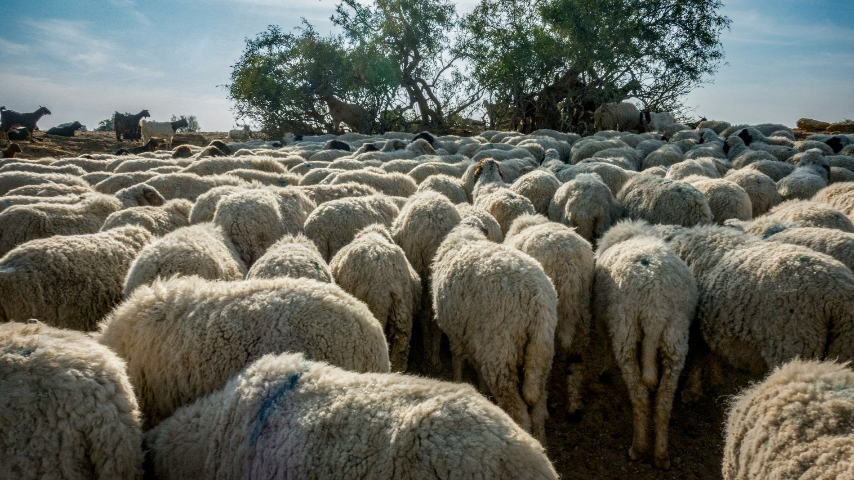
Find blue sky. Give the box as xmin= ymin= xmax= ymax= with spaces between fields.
xmin=0 ymin=0 xmax=852 ymax=132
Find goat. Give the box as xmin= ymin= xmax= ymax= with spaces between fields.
xmin=46 ymin=121 xmax=84 ymax=137
xmin=1 ymin=106 xmax=51 ymax=143
xmin=140 ymin=120 xmax=177 ymax=148
xmin=114 ymin=110 xmax=150 ymax=142
xmin=116 ymin=139 xmax=159 ymax=155
xmin=315 ymin=85 xmax=373 ymax=134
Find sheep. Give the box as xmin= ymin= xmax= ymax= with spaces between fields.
xmin=0 ymin=193 xmax=123 ymax=257
xmin=0 ymin=162 xmax=86 ymax=176
xmin=114 ymin=183 xmax=166 ymax=208
xmin=0 ymin=106 xmax=51 ymax=142
xmin=143 ymin=351 xmax=558 ymax=480
xmin=0 ymin=192 xmax=86 ymax=212
xmin=122 ymin=223 xmax=245 ymax=296
xmin=99 ymin=276 xmax=390 ymax=428
xmin=510 ymin=169 xmax=562 ymax=216
xmin=143 ymin=173 xmax=247 ymax=201
xmin=722 ymin=360 xmax=854 ymax=480
xmin=113 ymin=110 xmax=150 ymax=141
xmin=617 ymin=175 xmax=713 ymax=227
xmin=408 ymin=160 xmax=472 ymax=184
xmin=299 ymin=182 xmax=379 ymax=205
xmin=0 ymin=321 xmax=142 ymax=480
xmin=6 ymin=182 xmax=91 ymax=197
xmin=188 ymin=185 xmax=247 ymax=223
xmin=45 ymin=121 xmax=83 ymax=137
xmin=0 ymin=171 xmax=89 ymax=196
xmin=1 ymin=143 xmax=22 ymax=159
xmin=723 ymin=168 xmax=781 ymax=216
xmin=594 ymin=102 xmax=649 ymax=133
xmin=777 ymin=148 xmax=830 ymax=200
xmin=593 ymin=220 xmax=696 ymax=469
xmin=246 ymin=233 xmax=331 ymax=282
xmin=181 ymin=156 xmax=287 ymax=176
xmin=665 ymin=226 xmax=854 ymax=401
xmin=558 ymin=161 xmax=633 ymax=195
xmin=303 ymin=194 xmax=400 ymax=261
xmin=0 ymin=227 xmax=152 ymax=330
xmin=765 ymin=226 xmax=854 ymax=271
xmin=52 ymin=156 xmax=112 ymax=172
xmin=115 ymin=139 xmax=158 ymax=155
xmin=171 ymin=144 xmax=194 ymax=158
xmin=506 ymin=215 xmax=594 ymax=415
xmin=665 ymin=158 xmax=721 ymax=180
xmin=331 ymin=170 xmax=418 ymax=197
xmin=472 ymin=159 xmax=536 ymax=234
xmin=549 ymin=173 xmax=622 ymax=242
xmin=112 ymin=157 xmax=179 ymax=173
xmin=100 ymin=199 xmax=191 ymax=236
xmin=415 ymin=173 xmax=468 ymax=203
xmin=456 ymin=203 xmax=504 ymax=242
xmin=431 ymin=222 xmax=557 ymax=442
xmin=330 ymin=224 xmax=421 ymax=371
xmin=226 ymin=169 xmax=300 ymax=187
xmin=684 ymin=176 xmax=753 ymax=224
xmin=93 ymin=172 xmax=158 ymax=194
xmin=213 ymin=188 xmax=315 ymax=267
xmin=762 ymin=200 xmax=854 ymax=232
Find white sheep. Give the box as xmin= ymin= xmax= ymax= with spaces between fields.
xmin=303 ymin=194 xmax=400 ymax=261
xmin=415 ymin=173 xmax=468 ymax=204
xmin=765 ymin=226 xmax=854 ymax=271
xmin=776 ymin=148 xmax=830 ymax=200
xmin=617 ymin=174 xmax=713 ymax=227
xmin=471 ymin=159 xmax=536 ymax=234
xmin=594 ymin=220 xmax=696 ymax=469
xmin=100 ymin=198 xmax=191 ymax=236
xmin=0 ymin=226 xmax=152 ymax=331
xmin=432 ymin=221 xmax=557 ymax=443
xmin=99 ymin=275 xmax=390 ymax=429
xmin=0 ymin=171 xmax=89 ymax=196
xmin=122 ymin=223 xmax=246 ymax=297
xmin=682 ymin=176 xmax=753 ymax=224
xmin=298 ymin=182 xmax=379 ymax=205
xmin=723 ymin=168 xmax=781 ymax=217
xmin=549 ymin=173 xmax=622 ymax=243
xmin=723 ymin=360 xmax=854 ymax=480
xmin=593 ymin=102 xmax=648 ymax=133
xmin=506 ymin=214 xmax=594 ymax=415
xmin=143 ymin=351 xmax=558 ymax=480
xmin=330 ymin=224 xmax=421 ymax=371
xmin=246 ymin=233 xmax=332 ymax=282
xmin=0 ymin=321 xmax=142 ymax=480
xmin=510 ymin=169 xmax=562 ymax=216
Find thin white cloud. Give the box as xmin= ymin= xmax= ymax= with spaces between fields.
xmin=0 ymin=38 xmax=30 ymax=55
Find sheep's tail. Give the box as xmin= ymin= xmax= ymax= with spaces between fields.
xmin=522 ymin=291 xmax=557 ymax=407
xmin=826 ymin=294 xmax=854 ymax=363
xmin=640 ymin=311 xmax=666 ymax=390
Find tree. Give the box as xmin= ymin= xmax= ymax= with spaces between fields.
xmin=459 ymin=0 xmax=730 ymax=132
xmin=170 ymin=115 xmax=200 ymax=132
xmin=95 ymin=117 xmax=114 ymax=132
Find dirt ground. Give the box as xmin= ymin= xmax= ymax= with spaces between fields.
xmin=5 ymin=129 xmax=777 ymax=479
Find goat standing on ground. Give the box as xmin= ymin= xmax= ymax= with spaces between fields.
xmin=315 ymin=85 xmax=373 ymax=134
xmin=1 ymin=106 xmax=51 ymax=143
xmin=114 ymin=110 xmax=150 ymax=142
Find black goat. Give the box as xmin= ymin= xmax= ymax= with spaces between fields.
xmin=170 ymin=116 xmax=189 ymax=132
xmin=46 ymin=121 xmax=83 ymax=137
xmin=1 ymin=106 xmax=51 ymax=142
xmin=114 ymin=110 xmax=150 ymax=142
xmin=116 ymin=139 xmax=159 ymax=155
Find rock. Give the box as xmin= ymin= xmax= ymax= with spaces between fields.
xmin=828 ymin=121 xmax=854 ymax=134
xmin=796 ymin=118 xmax=830 ymax=131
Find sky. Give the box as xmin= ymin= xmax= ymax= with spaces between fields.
xmin=0 ymin=0 xmax=852 ymax=132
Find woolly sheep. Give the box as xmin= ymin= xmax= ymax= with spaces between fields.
xmin=112 ymin=157 xmax=179 ymax=173
xmin=617 ymin=175 xmax=713 ymax=227
xmin=766 ymin=226 xmax=854 ymax=271
xmin=225 ymin=169 xmax=301 ymax=187
xmin=432 ymin=222 xmax=557 ymax=442
xmin=0 ymin=193 xmax=123 ymax=257
xmin=0 ymin=171 xmax=89 ymax=196
xmin=594 ymin=102 xmax=648 ymax=133
xmin=0 ymin=162 xmax=86 ymax=176
xmin=777 ymin=149 xmax=830 ymax=200
xmin=744 ymin=159 xmax=795 ymax=181
xmin=0 ymin=192 xmax=85 ymax=212
xmin=329 ymin=170 xmax=417 ymax=197
xmin=665 ymin=159 xmax=720 ymax=180
xmin=594 ymin=221 xmax=696 ymax=468
xmin=762 ymin=200 xmax=854 ymax=232
xmin=415 ymin=173 xmax=468 ymax=204
xmin=510 ymin=169 xmax=562 ymax=216
xmin=122 ymin=223 xmax=245 ymax=296
xmin=570 ymin=138 xmax=630 ymax=164
xmin=408 ymin=161 xmax=471 ymax=184
xmin=723 ymin=360 xmax=854 ymax=480
xmin=642 ymin=145 xmax=684 ymax=169
xmin=456 ymin=203 xmax=504 ymax=242
xmin=246 ymin=233 xmax=331 ymax=282
xmin=114 ymin=183 xmax=166 ymax=208
xmin=94 ymin=172 xmax=158 ymax=194
xmin=330 ymin=225 xmax=420 ymax=371
xmin=100 ymin=198 xmax=192 ymax=236
xmin=100 ymin=276 xmax=389 ymax=428
xmin=304 ymin=194 xmax=400 ymax=261
xmin=831 ymin=166 xmax=854 ymax=183
xmin=472 ymin=159 xmax=536 ymax=234
xmin=0 ymin=321 xmax=142 ymax=480
xmin=558 ymin=162 xmax=633 ymax=195
xmin=684 ymin=176 xmax=753 ymax=224
xmin=549 ymin=173 xmax=621 ymax=243
xmin=506 ymin=215 xmax=594 ymax=415
xmin=723 ymin=168 xmax=781 ymax=216
xmin=0 ymin=227 xmax=152 ymax=330
xmin=143 ymin=173 xmax=247 ymax=201
xmin=213 ymin=188 xmax=315 ymax=266
xmin=188 ymin=185 xmax=247 ymax=223
xmin=180 ymin=156 xmax=287 ymax=176
xmin=299 ymin=182 xmax=379 ymax=205
xmin=143 ymin=351 xmax=558 ymax=480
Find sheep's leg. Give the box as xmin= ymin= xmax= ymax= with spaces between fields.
xmin=653 ymin=358 xmax=681 ymax=470
xmin=451 ymin=350 xmax=463 ymax=382
xmin=490 ymin=366 xmax=532 ymax=437
xmin=422 ymin=302 xmax=443 ymax=374
xmin=565 ymin=357 xmax=584 ymax=415
xmin=681 ymin=346 xmax=707 ymax=404
xmin=616 ymin=341 xmax=651 ymax=462
xmin=530 ymin=392 xmax=549 ymax=447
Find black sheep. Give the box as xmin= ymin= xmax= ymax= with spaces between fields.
xmin=171 ymin=145 xmax=194 ymax=158
xmin=114 ymin=110 xmax=150 ymax=142
xmin=324 ymin=139 xmax=351 ymax=151
xmin=208 ymin=140 xmax=231 ymax=155
xmin=46 ymin=121 xmax=83 ymax=137
xmin=1 ymin=106 xmax=51 ymax=142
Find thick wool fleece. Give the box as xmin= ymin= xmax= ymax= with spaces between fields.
xmin=213 ymin=187 xmax=315 ymax=267
xmin=330 ymin=225 xmax=421 ymax=371
xmin=416 ymin=174 xmax=468 ymax=204
xmin=0 ymin=321 xmax=142 ymax=480
xmin=510 ymin=170 xmax=562 ymax=216
xmin=593 ymin=226 xmax=696 ymax=469
xmin=684 ymin=177 xmax=753 ymax=224
xmin=247 ymin=234 xmax=332 ymax=282
xmin=0 ymin=193 xmax=122 ymax=256
xmin=180 ymin=155 xmax=287 ymax=176
xmin=432 ymin=224 xmax=557 ymax=443
xmin=506 ymin=215 xmax=594 ymax=415
xmin=0 ymin=227 xmax=152 ymax=331
xmin=144 ymin=352 xmax=558 ymax=480
xmin=188 ymin=185 xmax=248 ymax=224
xmin=100 ymin=276 xmax=389 ymax=429
xmin=298 ymin=182 xmax=379 ymax=205
xmin=101 ymin=199 xmax=191 ymax=236
xmin=0 ymin=171 xmax=89 ymax=196
xmin=331 ymin=170 xmax=418 ymax=197
xmin=723 ymin=168 xmax=781 ymax=217
xmin=617 ymin=175 xmax=713 ymax=227
xmin=767 ymin=226 xmax=854 ymax=271
xmin=763 ymin=200 xmax=854 ymax=232
xmin=304 ymin=194 xmax=400 ymax=261
xmin=143 ymin=173 xmax=247 ymax=201
xmin=391 ymin=192 xmax=462 ymax=279
xmin=122 ymin=223 xmax=246 ymax=297
xmin=549 ymin=173 xmax=622 ymax=242
xmin=456 ymin=204 xmax=504 ymax=242
xmin=723 ymin=360 xmax=854 ymax=480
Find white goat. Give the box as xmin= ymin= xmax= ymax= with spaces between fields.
xmin=140 ymin=120 xmax=176 ymax=148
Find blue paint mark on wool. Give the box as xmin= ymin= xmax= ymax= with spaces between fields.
xmin=250 ymin=361 xmax=311 ymax=446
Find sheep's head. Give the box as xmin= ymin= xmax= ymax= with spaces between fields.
xmin=826 ymin=136 xmax=844 ymax=154
xmin=144 ymin=139 xmax=160 ymax=151
xmin=362 ymin=143 xmax=379 ymax=153
xmin=38 ymin=106 xmax=52 ymax=116
xmin=209 ymin=140 xmax=230 ymax=155
xmin=413 ymin=131 xmax=436 ymax=145
xmin=737 ymin=129 xmax=753 ymax=146
xmin=324 ymin=139 xmax=351 ymax=151
xmin=473 ymin=158 xmax=504 ymax=184
xmin=172 ymin=145 xmax=194 ymax=159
